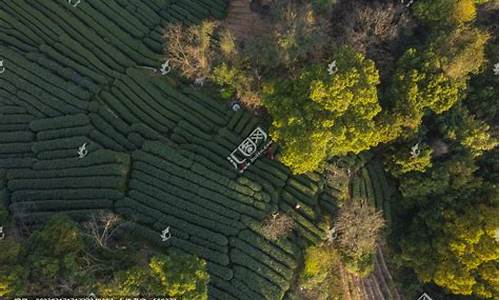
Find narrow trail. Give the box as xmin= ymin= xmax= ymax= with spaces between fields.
xmin=223 ymin=0 xmax=269 ymax=40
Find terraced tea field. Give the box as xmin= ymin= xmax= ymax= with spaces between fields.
xmin=0 ymin=1 xmax=334 ymax=299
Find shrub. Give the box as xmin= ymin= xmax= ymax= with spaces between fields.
xmin=260 ymin=212 xmax=294 ymax=241
xmin=270 ymin=1 xmax=330 ymax=67
xmin=432 ymin=26 xmax=490 ymax=81
xmin=331 ymin=1 xmax=415 ymax=78
xmin=163 ymin=21 xmax=217 ymax=79
xmin=413 ymin=0 xmax=477 ymax=25
xmin=149 ymin=253 xmax=209 ymax=299
xmin=98 ymin=252 xmax=210 ymax=298
xmin=290 ymin=245 xmax=342 ymax=300
xmin=335 ymin=200 xmax=385 ymax=277
xmin=324 ymin=162 xmax=350 ymax=201
xmin=210 ymin=63 xmax=261 ymax=108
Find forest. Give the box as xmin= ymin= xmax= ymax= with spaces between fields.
xmin=0 ymin=0 xmax=498 ymax=299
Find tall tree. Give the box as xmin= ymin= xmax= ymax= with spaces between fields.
xmin=263 ymin=47 xmax=391 ymax=174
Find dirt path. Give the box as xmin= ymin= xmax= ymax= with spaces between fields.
xmin=223 ymin=0 xmax=269 ymax=40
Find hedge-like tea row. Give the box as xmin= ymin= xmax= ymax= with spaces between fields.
xmin=366 ymin=161 xmax=394 ymax=228
xmin=10 ymin=199 xmax=113 ymax=212
xmin=0 ymin=1 xmax=342 ymax=298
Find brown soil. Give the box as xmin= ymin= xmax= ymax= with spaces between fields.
xmin=223 ymin=0 xmax=270 ymax=40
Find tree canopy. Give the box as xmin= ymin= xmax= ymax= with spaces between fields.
xmin=263 ymin=47 xmax=390 ymax=174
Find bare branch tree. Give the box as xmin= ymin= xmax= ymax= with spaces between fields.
xmin=335 ymin=200 xmax=385 ymax=256
xmin=163 ymin=21 xmax=218 ymax=80
xmin=261 ymin=212 xmax=295 ymax=241
xmin=332 ymin=1 xmax=415 ymax=78
xmin=83 ymin=211 xmax=122 ymax=249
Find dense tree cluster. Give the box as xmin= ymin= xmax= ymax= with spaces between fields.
xmin=384 ymin=1 xmax=498 ymax=298
xmin=0 ymin=215 xmax=209 ymax=298
xmin=161 ymin=0 xmax=498 ymax=298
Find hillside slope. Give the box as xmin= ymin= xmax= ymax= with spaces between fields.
xmin=0 ymin=1 xmax=331 ymax=299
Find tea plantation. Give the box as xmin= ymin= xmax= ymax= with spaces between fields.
xmin=0 ymin=1 xmax=337 ymax=299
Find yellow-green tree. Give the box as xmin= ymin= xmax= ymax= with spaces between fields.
xmin=389 ymin=48 xmax=464 ymax=131
xmin=431 ymin=26 xmax=490 ymax=81
xmin=433 ymin=205 xmax=498 ymax=298
xmin=398 ymin=152 xmax=498 ymax=298
xmin=387 ymin=141 xmax=433 ymax=177
xmin=412 ymin=0 xmax=477 ymax=26
xmin=99 ymin=253 xmax=209 ymax=299
xmin=149 ymin=253 xmax=209 ymax=300
xmin=439 ymin=106 xmax=497 ymax=157
xmin=263 ymin=47 xmax=390 ymax=174
xmin=402 ymin=202 xmax=498 ymax=298
xmin=291 ymin=245 xmax=342 ymax=300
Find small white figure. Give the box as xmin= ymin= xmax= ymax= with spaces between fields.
xmin=194 ymin=76 xmax=206 ymax=87
xmin=326 ymin=226 xmax=336 ymax=242
xmin=406 ymin=0 xmax=415 ymax=8
xmin=68 ymin=0 xmax=81 ymax=7
xmin=160 ymin=59 xmax=171 ymax=75
xmin=77 ymin=142 xmax=88 ymax=159
xmin=327 ymin=60 xmax=337 ymax=75
xmin=272 ymin=211 xmax=279 ymax=219
xmin=0 ymin=226 xmax=4 ymax=240
xmin=295 ymin=203 xmax=301 ymax=209
xmin=160 ymin=226 xmax=172 ymax=241
xmin=493 ymin=63 xmax=499 ymax=76
xmin=0 ymin=59 xmax=5 ymax=74
xmin=230 ymin=101 xmax=241 ymax=112
xmin=410 ymin=143 xmax=420 ymax=158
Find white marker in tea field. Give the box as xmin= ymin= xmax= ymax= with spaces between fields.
xmin=160 ymin=59 xmax=172 ymax=75
xmin=77 ymin=142 xmax=88 ymax=159
xmin=161 ymin=227 xmax=172 ymax=241
xmin=327 ymin=60 xmax=337 ymax=75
